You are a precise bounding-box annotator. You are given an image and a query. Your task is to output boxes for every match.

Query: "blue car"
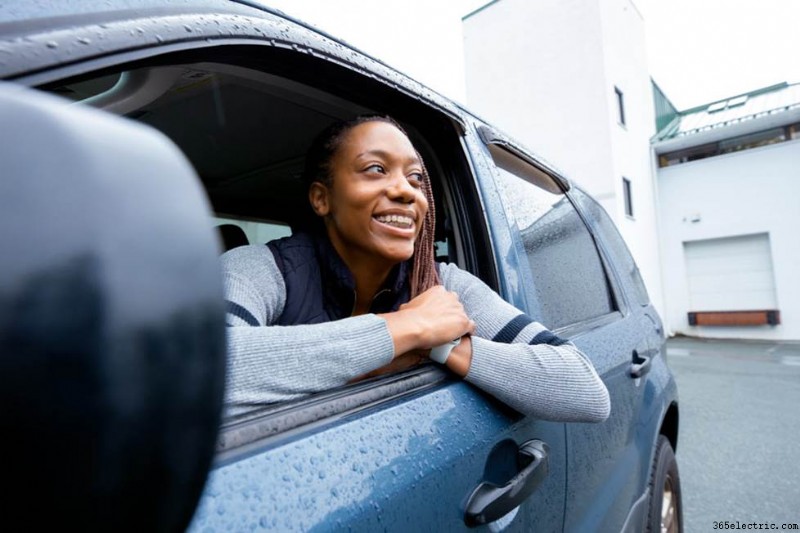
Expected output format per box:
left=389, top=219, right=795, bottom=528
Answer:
left=0, top=2, right=681, bottom=531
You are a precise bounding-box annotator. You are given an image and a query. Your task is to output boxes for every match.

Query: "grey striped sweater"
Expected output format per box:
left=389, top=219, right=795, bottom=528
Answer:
left=222, top=244, right=610, bottom=422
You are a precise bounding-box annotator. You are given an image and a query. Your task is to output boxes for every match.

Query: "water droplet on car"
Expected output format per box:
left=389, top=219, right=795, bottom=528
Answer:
left=184, top=25, right=193, bottom=33
left=78, top=37, right=91, bottom=45
left=46, top=41, right=58, bottom=49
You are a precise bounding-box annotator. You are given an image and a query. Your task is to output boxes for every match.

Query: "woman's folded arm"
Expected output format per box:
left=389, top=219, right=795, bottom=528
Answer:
left=439, top=262, right=610, bottom=422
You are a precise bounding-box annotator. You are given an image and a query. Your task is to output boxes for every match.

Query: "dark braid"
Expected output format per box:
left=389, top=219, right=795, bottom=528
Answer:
left=409, top=150, right=441, bottom=297
left=303, top=115, right=440, bottom=298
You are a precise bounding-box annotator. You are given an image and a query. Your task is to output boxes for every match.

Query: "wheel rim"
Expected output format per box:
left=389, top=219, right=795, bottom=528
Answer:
left=660, top=476, right=678, bottom=533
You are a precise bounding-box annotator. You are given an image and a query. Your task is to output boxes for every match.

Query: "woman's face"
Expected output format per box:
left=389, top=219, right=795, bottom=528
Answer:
left=310, top=121, right=429, bottom=268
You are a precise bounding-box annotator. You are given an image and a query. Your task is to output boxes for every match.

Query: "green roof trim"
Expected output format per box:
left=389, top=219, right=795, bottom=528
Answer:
left=652, top=81, right=800, bottom=142
left=463, top=0, right=501, bottom=21
left=651, top=79, right=679, bottom=133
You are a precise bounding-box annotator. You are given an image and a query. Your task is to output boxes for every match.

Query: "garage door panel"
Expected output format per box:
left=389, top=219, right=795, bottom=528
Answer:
left=688, top=272, right=776, bottom=293
left=685, top=235, right=770, bottom=258
left=686, top=256, right=773, bottom=275
left=690, top=291, right=778, bottom=312
left=684, top=233, right=777, bottom=311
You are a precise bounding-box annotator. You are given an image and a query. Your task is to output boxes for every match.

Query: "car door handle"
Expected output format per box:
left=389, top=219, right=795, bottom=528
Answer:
left=464, top=439, right=549, bottom=527
left=630, top=350, right=651, bottom=378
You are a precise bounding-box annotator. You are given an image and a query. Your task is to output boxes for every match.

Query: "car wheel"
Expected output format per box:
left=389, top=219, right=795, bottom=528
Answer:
left=646, top=435, right=683, bottom=533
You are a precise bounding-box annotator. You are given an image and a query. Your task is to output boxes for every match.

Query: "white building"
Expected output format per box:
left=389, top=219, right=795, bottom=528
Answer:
left=463, top=0, right=665, bottom=319
left=653, top=83, right=800, bottom=340
left=464, top=0, right=800, bottom=340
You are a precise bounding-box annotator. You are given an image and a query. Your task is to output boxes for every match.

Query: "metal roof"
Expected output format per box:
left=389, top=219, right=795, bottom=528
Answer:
left=653, top=82, right=800, bottom=142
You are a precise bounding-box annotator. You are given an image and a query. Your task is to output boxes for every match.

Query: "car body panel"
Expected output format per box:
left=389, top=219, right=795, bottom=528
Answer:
left=191, top=384, right=566, bottom=532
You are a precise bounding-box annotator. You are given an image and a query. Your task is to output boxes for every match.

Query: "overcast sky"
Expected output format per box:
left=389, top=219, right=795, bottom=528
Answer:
left=640, top=0, right=800, bottom=109
left=262, top=0, right=800, bottom=111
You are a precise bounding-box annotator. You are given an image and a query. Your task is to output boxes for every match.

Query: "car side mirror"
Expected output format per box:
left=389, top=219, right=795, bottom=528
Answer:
left=0, top=83, right=226, bottom=531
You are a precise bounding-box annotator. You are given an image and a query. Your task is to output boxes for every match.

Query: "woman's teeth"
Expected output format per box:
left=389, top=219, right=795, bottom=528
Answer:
left=375, top=214, right=413, bottom=228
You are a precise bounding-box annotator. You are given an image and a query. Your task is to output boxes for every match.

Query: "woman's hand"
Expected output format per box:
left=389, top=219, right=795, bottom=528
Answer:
left=380, top=285, right=475, bottom=357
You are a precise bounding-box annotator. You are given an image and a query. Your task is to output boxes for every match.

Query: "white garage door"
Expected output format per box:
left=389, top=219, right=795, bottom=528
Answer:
left=683, top=233, right=777, bottom=311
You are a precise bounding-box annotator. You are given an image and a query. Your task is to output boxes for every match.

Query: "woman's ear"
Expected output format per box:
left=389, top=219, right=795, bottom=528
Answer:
left=308, top=182, right=330, bottom=217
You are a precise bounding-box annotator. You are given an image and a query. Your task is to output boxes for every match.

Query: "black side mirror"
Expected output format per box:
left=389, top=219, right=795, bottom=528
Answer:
left=0, top=83, right=226, bottom=532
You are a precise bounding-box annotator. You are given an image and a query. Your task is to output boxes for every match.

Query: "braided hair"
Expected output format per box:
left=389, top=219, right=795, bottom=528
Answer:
left=302, top=115, right=440, bottom=298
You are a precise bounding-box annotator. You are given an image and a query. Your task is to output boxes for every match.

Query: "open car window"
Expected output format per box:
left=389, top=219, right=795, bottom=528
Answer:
left=40, top=53, right=483, bottom=432
left=46, top=61, right=459, bottom=260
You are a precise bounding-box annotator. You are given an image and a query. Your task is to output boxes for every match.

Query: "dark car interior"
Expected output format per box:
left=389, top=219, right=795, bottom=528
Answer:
left=45, top=53, right=473, bottom=266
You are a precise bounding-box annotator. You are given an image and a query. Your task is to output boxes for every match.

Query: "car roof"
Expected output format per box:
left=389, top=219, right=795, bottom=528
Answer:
left=0, top=0, right=240, bottom=24
left=0, top=0, right=467, bottom=129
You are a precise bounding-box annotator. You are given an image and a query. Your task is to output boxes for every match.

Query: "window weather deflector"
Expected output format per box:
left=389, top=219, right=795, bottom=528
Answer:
left=477, top=125, right=570, bottom=191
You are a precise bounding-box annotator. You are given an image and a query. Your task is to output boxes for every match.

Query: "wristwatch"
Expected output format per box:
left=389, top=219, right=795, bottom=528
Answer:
left=429, top=338, right=461, bottom=364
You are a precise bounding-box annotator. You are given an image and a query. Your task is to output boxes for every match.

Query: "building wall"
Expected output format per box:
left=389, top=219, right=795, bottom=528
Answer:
left=464, top=0, right=612, bottom=196
left=657, top=139, right=800, bottom=340
left=597, top=0, right=663, bottom=318
left=463, top=0, right=665, bottom=316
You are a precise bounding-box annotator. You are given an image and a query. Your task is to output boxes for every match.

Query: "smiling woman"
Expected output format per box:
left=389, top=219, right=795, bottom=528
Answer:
left=306, top=116, right=434, bottom=307
left=221, top=115, right=610, bottom=422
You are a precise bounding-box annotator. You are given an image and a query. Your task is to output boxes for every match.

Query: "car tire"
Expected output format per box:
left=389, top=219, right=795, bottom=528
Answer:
left=646, top=435, right=683, bottom=533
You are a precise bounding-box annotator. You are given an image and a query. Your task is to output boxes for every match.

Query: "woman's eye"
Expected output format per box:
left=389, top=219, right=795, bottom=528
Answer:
left=365, top=164, right=385, bottom=174
left=408, top=172, right=424, bottom=187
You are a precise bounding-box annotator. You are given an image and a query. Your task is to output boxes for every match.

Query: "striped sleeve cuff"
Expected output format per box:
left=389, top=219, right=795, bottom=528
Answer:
left=491, top=314, right=569, bottom=346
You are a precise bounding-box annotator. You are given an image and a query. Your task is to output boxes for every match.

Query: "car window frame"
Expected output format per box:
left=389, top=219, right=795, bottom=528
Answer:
left=570, top=188, right=651, bottom=310
left=476, top=127, right=627, bottom=337
left=17, top=33, right=505, bottom=459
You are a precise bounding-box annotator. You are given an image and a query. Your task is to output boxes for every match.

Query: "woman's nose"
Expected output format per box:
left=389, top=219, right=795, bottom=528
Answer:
left=386, top=173, right=417, bottom=203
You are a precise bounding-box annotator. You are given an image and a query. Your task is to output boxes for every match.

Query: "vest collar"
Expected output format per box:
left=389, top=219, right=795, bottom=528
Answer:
left=311, top=230, right=411, bottom=316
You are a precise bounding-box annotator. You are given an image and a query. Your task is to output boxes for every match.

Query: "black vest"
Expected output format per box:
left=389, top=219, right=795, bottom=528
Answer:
left=266, top=231, right=411, bottom=325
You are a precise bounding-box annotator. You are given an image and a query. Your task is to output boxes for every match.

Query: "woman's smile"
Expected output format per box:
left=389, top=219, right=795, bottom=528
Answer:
left=372, top=209, right=418, bottom=236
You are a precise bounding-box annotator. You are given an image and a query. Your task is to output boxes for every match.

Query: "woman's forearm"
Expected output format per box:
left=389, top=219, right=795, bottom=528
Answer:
left=225, top=315, right=395, bottom=410
left=465, top=337, right=610, bottom=422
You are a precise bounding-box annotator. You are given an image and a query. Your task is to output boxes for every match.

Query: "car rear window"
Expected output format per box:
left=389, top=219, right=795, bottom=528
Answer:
left=487, top=144, right=617, bottom=329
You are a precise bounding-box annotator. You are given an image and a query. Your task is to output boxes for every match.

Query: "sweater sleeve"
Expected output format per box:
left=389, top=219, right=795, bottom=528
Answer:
left=439, top=262, right=610, bottom=423
left=222, top=245, right=395, bottom=413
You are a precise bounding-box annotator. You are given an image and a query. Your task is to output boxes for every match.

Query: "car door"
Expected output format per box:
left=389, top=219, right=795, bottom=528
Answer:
left=474, top=127, right=652, bottom=532
left=1, top=4, right=569, bottom=531
left=569, top=188, right=673, bottom=532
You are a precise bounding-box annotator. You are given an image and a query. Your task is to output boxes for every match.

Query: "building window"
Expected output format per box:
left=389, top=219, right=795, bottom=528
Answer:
left=623, top=177, right=633, bottom=218
left=614, top=86, right=625, bottom=126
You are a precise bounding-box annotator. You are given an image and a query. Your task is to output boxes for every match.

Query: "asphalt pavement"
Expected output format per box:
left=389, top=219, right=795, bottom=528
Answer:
left=665, top=336, right=800, bottom=532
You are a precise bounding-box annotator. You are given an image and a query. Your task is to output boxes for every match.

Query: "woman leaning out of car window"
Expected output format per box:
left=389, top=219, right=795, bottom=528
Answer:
left=221, top=115, right=610, bottom=422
